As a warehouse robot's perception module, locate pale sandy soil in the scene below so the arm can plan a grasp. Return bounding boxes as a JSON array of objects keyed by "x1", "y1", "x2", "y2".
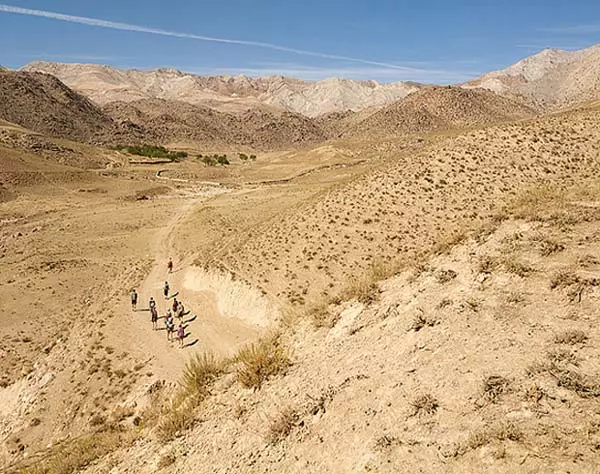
[{"x1": 2, "y1": 104, "x2": 600, "y2": 473}]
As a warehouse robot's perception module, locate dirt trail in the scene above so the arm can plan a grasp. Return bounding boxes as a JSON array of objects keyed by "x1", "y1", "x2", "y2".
[{"x1": 117, "y1": 193, "x2": 266, "y2": 382}]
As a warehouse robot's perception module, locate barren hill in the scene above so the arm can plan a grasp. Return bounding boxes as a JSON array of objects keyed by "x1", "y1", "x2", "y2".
[
  {"x1": 465, "y1": 43, "x2": 600, "y2": 109},
  {"x1": 21, "y1": 62, "x2": 423, "y2": 117},
  {"x1": 103, "y1": 99, "x2": 328, "y2": 149},
  {"x1": 0, "y1": 69, "x2": 117, "y2": 143},
  {"x1": 343, "y1": 86, "x2": 535, "y2": 137}
]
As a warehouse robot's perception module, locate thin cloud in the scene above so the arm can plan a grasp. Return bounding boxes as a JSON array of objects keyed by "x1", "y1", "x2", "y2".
[{"x1": 0, "y1": 3, "x2": 430, "y2": 73}]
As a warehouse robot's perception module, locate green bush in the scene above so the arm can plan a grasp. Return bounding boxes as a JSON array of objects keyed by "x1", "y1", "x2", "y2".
[
  {"x1": 202, "y1": 156, "x2": 217, "y2": 166},
  {"x1": 216, "y1": 155, "x2": 230, "y2": 166}
]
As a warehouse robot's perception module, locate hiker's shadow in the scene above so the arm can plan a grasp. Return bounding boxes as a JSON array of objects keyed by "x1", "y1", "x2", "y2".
[
  {"x1": 183, "y1": 315, "x2": 197, "y2": 324},
  {"x1": 167, "y1": 291, "x2": 179, "y2": 300},
  {"x1": 183, "y1": 310, "x2": 191, "y2": 316},
  {"x1": 183, "y1": 339, "x2": 198, "y2": 348}
]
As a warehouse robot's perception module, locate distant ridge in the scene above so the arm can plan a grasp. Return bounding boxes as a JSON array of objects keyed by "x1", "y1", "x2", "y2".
[
  {"x1": 21, "y1": 62, "x2": 424, "y2": 117},
  {"x1": 465, "y1": 43, "x2": 600, "y2": 109}
]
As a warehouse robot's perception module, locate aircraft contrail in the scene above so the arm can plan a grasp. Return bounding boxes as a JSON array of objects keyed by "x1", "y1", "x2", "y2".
[{"x1": 0, "y1": 3, "x2": 422, "y2": 72}]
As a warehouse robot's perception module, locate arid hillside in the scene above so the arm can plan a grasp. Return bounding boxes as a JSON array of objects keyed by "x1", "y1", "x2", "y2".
[
  {"x1": 342, "y1": 86, "x2": 535, "y2": 138},
  {"x1": 74, "y1": 204, "x2": 600, "y2": 473},
  {"x1": 466, "y1": 43, "x2": 600, "y2": 109},
  {"x1": 21, "y1": 62, "x2": 424, "y2": 117},
  {"x1": 103, "y1": 99, "x2": 328, "y2": 150},
  {"x1": 0, "y1": 71, "x2": 330, "y2": 150},
  {"x1": 0, "y1": 70, "x2": 118, "y2": 143},
  {"x1": 214, "y1": 106, "x2": 600, "y2": 306}
]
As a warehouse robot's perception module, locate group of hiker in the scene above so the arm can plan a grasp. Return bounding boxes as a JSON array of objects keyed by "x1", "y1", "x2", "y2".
[{"x1": 129, "y1": 258, "x2": 189, "y2": 348}]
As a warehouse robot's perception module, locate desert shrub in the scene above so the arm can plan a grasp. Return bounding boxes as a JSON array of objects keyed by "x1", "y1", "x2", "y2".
[
  {"x1": 410, "y1": 394, "x2": 439, "y2": 416},
  {"x1": 410, "y1": 311, "x2": 437, "y2": 332},
  {"x1": 505, "y1": 291, "x2": 525, "y2": 304},
  {"x1": 553, "y1": 369, "x2": 600, "y2": 397},
  {"x1": 216, "y1": 155, "x2": 229, "y2": 165},
  {"x1": 508, "y1": 183, "x2": 567, "y2": 220},
  {"x1": 157, "y1": 452, "x2": 176, "y2": 469},
  {"x1": 234, "y1": 335, "x2": 291, "y2": 389},
  {"x1": 436, "y1": 269, "x2": 457, "y2": 283},
  {"x1": 483, "y1": 375, "x2": 510, "y2": 403},
  {"x1": 340, "y1": 259, "x2": 397, "y2": 304},
  {"x1": 550, "y1": 270, "x2": 580, "y2": 289},
  {"x1": 547, "y1": 348, "x2": 579, "y2": 366},
  {"x1": 181, "y1": 352, "x2": 224, "y2": 403},
  {"x1": 431, "y1": 231, "x2": 467, "y2": 255},
  {"x1": 465, "y1": 421, "x2": 523, "y2": 452},
  {"x1": 156, "y1": 399, "x2": 195, "y2": 442},
  {"x1": 341, "y1": 274, "x2": 379, "y2": 304},
  {"x1": 554, "y1": 329, "x2": 588, "y2": 345},
  {"x1": 267, "y1": 407, "x2": 299, "y2": 444},
  {"x1": 539, "y1": 239, "x2": 565, "y2": 256},
  {"x1": 374, "y1": 434, "x2": 400, "y2": 451},
  {"x1": 501, "y1": 257, "x2": 534, "y2": 277},
  {"x1": 250, "y1": 154, "x2": 257, "y2": 160},
  {"x1": 306, "y1": 298, "x2": 337, "y2": 328},
  {"x1": 238, "y1": 153, "x2": 249, "y2": 161},
  {"x1": 202, "y1": 156, "x2": 217, "y2": 166}
]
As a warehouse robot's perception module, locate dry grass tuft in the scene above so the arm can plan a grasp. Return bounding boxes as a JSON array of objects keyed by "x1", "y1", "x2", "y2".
[
  {"x1": 17, "y1": 429, "x2": 136, "y2": 474},
  {"x1": 306, "y1": 298, "x2": 337, "y2": 328},
  {"x1": 547, "y1": 348, "x2": 580, "y2": 366},
  {"x1": 410, "y1": 310, "x2": 437, "y2": 332},
  {"x1": 539, "y1": 238, "x2": 565, "y2": 256},
  {"x1": 483, "y1": 375, "x2": 510, "y2": 403},
  {"x1": 554, "y1": 329, "x2": 588, "y2": 345},
  {"x1": 157, "y1": 452, "x2": 176, "y2": 469},
  {"x1": 550, "y1": 270, "x2": 580, "y2": 290},
  {"x1": 181, "y1": 352, "x2": 225, "y2": 403},
  {"x1": 267, "y1": 407, "x2": 299, "y2": 444},
  {"x1": 374, "y1": 434, "x2": 401, "y2": 451},
  {"x1": 234, "y1": 334, "x2": 291, "y2": 389},
  {"x1": 436, "y1": 269, "x2": 458, "y2": 284},
  {"x1": 409, "y1": 393, "x2": 439, "y2": 416},
  {"x1": 508, "y1": 183, "x2": 567, "y2": 221},
  {"x1": 501, "y1": 256, "x2": 534, "y2": 277},
  {"x1": 552, "y1": 369, "x2": 600, "y2": 398},
  {"x1": 465, "y1": 421, "x2": 523, "y2": 452},
  {"x1": 156, "y1": 398, "x2": 196, "y2": 442}
]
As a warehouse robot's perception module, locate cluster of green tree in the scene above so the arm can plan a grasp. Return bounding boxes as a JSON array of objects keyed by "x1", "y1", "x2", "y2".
[
  {"x1": 113, "y1": 145, "x2": 188, "y2": 160},
  {"x1": 199, "y1": 154, "x2": 230, "y2": 166},
  {"x1": 238, "y1": 153, "x2": 257, "y2": 161}
]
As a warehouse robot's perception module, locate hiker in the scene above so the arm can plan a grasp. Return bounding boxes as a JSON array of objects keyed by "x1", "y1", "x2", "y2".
[
  {"x1": 151, "y1": 307, "x2": 158, "y2": 330},
  {"x1": 172, "y1": 297, "x2": 178, "y2": 313},
  {"x1": 177, "y1": 323, "x2": 185, "y2": 348},
  {"x1": 177, "y1": 302, "x2": 185, "y2": 320},
  {"x1": 130, "y1": 289, "x2": 138, "y2": 311},
  {"x1": 167, "y1": 258, "x2": 173, "y2": 274},
  {"x1": 163, "y1": 281, "x2": 170, "y2": 299},
  {"x1": 165, "y1": 313, "x2": 175, "y2": 341},
  {"x1": 149, "y1": 297, "x2": 156, "y2": 311}
]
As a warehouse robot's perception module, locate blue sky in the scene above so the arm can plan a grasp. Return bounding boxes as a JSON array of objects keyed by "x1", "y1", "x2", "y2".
[{"x1": 1, "y1": 0, "x2": 600, "y2": 83}]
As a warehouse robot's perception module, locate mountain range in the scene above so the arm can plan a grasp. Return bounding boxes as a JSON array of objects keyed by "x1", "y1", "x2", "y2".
[{"x1": 1, "y1": 43, "x2": 600, "y2": 149}]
